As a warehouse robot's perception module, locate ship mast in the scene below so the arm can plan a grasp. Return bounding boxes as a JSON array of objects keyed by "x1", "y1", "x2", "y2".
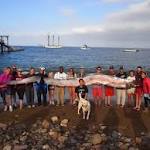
[
  {"x1": 58, "y1": 36, "x2": 60, "y2": 46},
  {"x1": 52, "y1": 35, "x2": 54, "y2": 46},
  {"x1": 48, "y1": 35, "x2": 50, "y2": 46}
]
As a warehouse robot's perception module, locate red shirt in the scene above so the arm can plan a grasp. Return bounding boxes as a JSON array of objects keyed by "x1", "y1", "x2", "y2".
[{"x1": 143, "y1": 77, "x2": 150, "y2": 94}]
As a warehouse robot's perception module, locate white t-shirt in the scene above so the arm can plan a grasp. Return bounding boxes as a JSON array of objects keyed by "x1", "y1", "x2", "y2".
[{"x1": 54, "y1": 72, "x2": 67, "y2": 80}]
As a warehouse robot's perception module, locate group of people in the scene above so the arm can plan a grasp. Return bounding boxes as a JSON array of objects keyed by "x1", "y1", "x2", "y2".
[{"x1": 0, "y1": 65, "x2": 150, "y2": 112}]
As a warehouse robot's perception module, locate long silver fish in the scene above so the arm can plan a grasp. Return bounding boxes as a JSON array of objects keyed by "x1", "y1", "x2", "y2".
[{"x1": 8, "y1": 74, "x2": 132, "y2": 88}]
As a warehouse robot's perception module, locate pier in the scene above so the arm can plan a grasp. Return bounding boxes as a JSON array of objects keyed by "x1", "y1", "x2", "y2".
[
  {"x1": 0, "y1": 35, "x2": 12, "y2": 53},
  {"x1": 0, "y1": 35, "x2": 24, "y2": 53}
]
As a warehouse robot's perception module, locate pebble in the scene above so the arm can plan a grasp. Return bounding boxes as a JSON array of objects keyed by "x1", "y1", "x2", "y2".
[
  {"x1": 60, "y1": 119, "x2": 69, "y2": 127},
  {"x1": 3, "y1": 145, "x2": 12, "y2": 150},
  {"x1": 90, "y1": 133, "x2": 102, "y2": 145}
]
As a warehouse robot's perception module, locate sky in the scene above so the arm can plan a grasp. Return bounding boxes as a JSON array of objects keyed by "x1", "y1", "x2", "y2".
[{"x1": 0, "y1": 0, "x2": 150, "y2": 48}]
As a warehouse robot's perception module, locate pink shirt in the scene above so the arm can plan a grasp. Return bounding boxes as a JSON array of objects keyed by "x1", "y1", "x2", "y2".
[
  {"x1": 0, "y1": 73, "x2": 12, "y2": 86},
  {"x1": 143, "y1": 77, "x2": 150, "y2": 94}
]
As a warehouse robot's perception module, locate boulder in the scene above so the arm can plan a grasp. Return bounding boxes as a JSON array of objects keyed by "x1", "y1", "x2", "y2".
[
  {"x1": 58, "y1": 136, "x2": 67, "y2": 144},
  {"x1": 135, "y1": 137, "x2": 142, "y2": 145},
  {"x1": 51, "y1": 116, "x2": 59, "y2": 124},
  {"x1": 90, "y1": 134, "x2": 102, "y2": 145},
  {"x1": 49, "y1": 130, "x2": 60, "y2": 140},
  {"x1": 42, "y1": 144, "x2": 50, "y2": 150},
  {"x1": 60, "y1": 119, "x2": 69, "y2": 127},
  {"x1": 3, "y1": 145, "x2": 12, "y2": 150},
  {"x1": 13, "y1": 145, "x2": 28, "y2": 150},
  {"x1": 42, "y1": 120, "x2": 49, "y2": 129},
  {"x1": 0, "y1": 123, "x2": 7, "y2": 130}
]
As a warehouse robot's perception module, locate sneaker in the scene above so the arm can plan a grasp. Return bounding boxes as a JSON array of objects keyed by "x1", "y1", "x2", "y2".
[
  {"x1": 4, "y1": 105, "x2": 7, "y2": 111},
  {"x1": 9, "y1": 105, "x2": 13, "y2": 112}
]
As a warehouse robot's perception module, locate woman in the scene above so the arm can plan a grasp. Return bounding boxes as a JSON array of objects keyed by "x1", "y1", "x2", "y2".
[
  {"x1": 48, "y1": 72, "x2": 55, "y2": 105},
  {"x1": 141, "y1": 71, "x2": 150, "y2": 112},
  {"x1": 0, "y1": 67, "x2": 12, "y2": 112},
  {"x1": 67, "y1": 68, "x2": 77, "y2": 104},
  {"x1": 127, "y1": 70, "x2": 136, "y2": 106},
  {"x1": 92, "y1": 66, "x2": 103, "y2": 106},
  {"x1": 134, "y1": 66, "x2": 143, "y2": 111},
  {"x1": 16, "y1": 69, "x2": 25, "y2": 110},
  {"x1": 104, "y1": 66, "x2": 115, "y2": 107}
]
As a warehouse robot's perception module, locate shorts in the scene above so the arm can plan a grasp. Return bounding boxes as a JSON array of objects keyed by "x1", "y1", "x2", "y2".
[
  {"x1": 105, "y1": 86, "x2": 114, "y2": 96},
  {"x1": 127, "y1": 88, "x2": 135, "y2": 95},
  {"x1": 16, "y1": 86, "x2": 25, "y2": 100},
  {"x1": 92, "y1": 86, "x2": 102, "y2": 97}
]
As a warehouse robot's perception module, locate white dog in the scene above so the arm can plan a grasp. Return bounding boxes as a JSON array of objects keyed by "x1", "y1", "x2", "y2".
[{"x1": 77, "y1": 93, "x2": 91, "y2": 120}]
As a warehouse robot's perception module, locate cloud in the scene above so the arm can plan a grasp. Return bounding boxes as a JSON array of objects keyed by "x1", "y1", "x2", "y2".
[
  {"x1": 72, "y1": 25, "x2": 104, "y2": 34},
  {"x1": 63, "y1": 0, "x2": 150, "y2": 48},
  {"x1": 60, "y1": 7, "x2": 75, "y2": 17}
]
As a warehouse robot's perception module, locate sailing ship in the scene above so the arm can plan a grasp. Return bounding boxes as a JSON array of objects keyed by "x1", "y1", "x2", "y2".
[{"x1": 44, "y1": 35, "x2": 62, "y2": 49}]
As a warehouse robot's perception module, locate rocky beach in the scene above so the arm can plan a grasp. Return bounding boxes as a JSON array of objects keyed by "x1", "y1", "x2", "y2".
[{"x1": 0, "y1": 104, "x2": 150, "y2": 150}]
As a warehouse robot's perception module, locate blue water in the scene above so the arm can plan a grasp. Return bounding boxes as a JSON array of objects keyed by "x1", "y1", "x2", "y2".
[{"x1": 0, "y1": 46, "x2": 150, "y2": 72}]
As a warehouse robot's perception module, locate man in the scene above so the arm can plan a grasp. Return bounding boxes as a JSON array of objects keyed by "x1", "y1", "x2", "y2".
[
  {"x1": 141, "y1": 71, "x2": 150, "y2": 112},
  {"x1": 25, "y1": 67, "x2": 36, "y2": 108},
  {"x1": 116, "y1": 66, "x2": 127, "y2": 108},
  {"x1": 0, "y1": 67, "x2": 12, "y2": 111},
  {"x1": 54, "y1": 66, "x2": 67, "y2": 106},
  {"x1": 75, "y1": 79, "x2": 88, "y2": 99},
  {"x1": 36, "y1": 67, "x2": 48, "y2": 106}
]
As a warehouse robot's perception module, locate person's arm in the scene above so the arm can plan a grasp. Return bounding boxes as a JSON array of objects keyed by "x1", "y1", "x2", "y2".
[{"x1": 54, "y1": 73, "x2": 58, "y2": 79}]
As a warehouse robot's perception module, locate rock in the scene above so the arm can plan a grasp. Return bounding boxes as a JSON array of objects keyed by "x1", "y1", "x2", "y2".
[
  {"x1": 70, "y1": 138, "x2": 77, "y2": 144},
  {"x1": 58, "y1": 136, "x2": 67, "y2": 144},
  {"x1": 0, "y1": 123, "x2": 7, "y2": 130},
  {"x1": 13, "y1": 145, "x2": 28, "y2": 150},
  {"x1": 129, "y1": 147, "x2": 137, "y2": 150},
  {"x1": 3, "y1": 145, "x2": 12, "y2": 150},
  {"x1": 100, "y1": 125, "x2": 107, "y2": 130},
  {"x1": 135, "y1": 137, "x2": 142, "y2": 145},
  {"x1": 120, "y1": 143, "x2": 129, "y2": 150},
  {"x1": 60, "y1": 119, "x2": 69, "y2": 127},
  {"x1": 124, "y1": 137, "x2": 131, "y2": 143},
  {"x1": 51, "y1": 116, "x2": 59, "y2": 123},
  {"x1": 42, "y1": 120, "x2": 50, "y2": 129},
  {"x1": 82, "y1": 143, "x2": 92, "y2": 148},
  {"x1": 42, "y1": 144, "x2": 50, "y2": 150},
  {"x1": 19, "y1": 135, "x2": 27, "y2": 142},
  {"x1": 49, "y1": 130, "x2": 59, "y2": 140},
  {"x1": 112, "y1": 131, "x2": 120, "y2": 139},
  {"x1": 90, "y1": 134, "x2": 102, "y2": 145}
]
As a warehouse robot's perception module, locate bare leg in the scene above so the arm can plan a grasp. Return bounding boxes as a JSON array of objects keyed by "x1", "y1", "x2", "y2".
[{"x1": 19, "y1": 100, "x2": 23, "y2": 110}]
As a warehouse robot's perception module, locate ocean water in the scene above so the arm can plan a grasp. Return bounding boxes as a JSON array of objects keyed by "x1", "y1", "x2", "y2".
[{"x1": 0, "y1": 46, "x2": 150, "y2": 72}]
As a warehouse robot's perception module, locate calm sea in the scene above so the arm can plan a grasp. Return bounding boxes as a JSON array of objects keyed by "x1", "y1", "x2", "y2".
[{"x1": 0, "y1": 46, "x2": 150, "y2": 72}]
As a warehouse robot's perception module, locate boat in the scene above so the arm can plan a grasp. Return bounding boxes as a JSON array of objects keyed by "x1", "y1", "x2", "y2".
[
  {"x1": 80, "y1": 44, "x2": 90, "y2": 50},
  {"x1": 123, "y1": 49, "x2": 140, "y2": 52},
  {"x1": 44, "y1": 35, "x2": 62, "y2": 49}
]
